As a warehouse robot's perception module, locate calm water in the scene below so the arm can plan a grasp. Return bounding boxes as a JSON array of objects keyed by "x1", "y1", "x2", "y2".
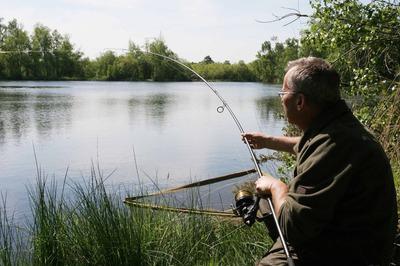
[{"x1": 0, "y1": 81, "x2": 286, "y2": 215}]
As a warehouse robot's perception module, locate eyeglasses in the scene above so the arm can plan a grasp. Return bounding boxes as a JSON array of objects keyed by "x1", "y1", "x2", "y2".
[{"x1": 278, "y1": 91, "x2": 297, "y2": 98}]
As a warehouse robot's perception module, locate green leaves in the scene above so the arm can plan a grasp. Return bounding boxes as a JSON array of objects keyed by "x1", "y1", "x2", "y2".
[
  {"x1": 303, "y1": 0, "x2": 400, "y2": 98},
  {"x1": 0, "y1": 19, "x2": 85, "y2": 80},
  {"x1": 252, "y1": 38, "x2": 300, "y2": 83}
]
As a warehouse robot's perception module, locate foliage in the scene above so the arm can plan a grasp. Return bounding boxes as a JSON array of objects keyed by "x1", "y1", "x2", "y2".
[
  {"x1": 0, "y1": 19, "x2": 86, "y2": 80},
  {"x1": 0, "y1": 168, "x2": 272, "y2": 265},
  {"x1": 251, "y1": 38, "x2": 300, "y2": 83},
  {"x1": 0, "y1": 18, "x2": 303, "y2": 83},
  {"x1": 369, "y1": 88, "x2": 400, "y2": 162},
  {"x1": 192, "y1": 60, "x2": 256, "y2": 81},
  {"x1": 144, "y1": 38, "x2": 191, "y2": 81},
  {"x1": 202, "y1": 55, "x2": 214, "y2": 64},
  {"x1": 302, "y1": 0, "x2": 400, "y2": 116},
  {"x1": 0, "y1": 19, "x2": 31, "y2": 80}
]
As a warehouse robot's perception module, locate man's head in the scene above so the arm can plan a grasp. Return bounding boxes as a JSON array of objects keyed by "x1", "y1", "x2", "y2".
[
  {"x1": 285, "y1": 57, "x2": 341, "y2": 106},
  {"x1": 280, "y1": 57, "x2": 341, "y2": 130}
]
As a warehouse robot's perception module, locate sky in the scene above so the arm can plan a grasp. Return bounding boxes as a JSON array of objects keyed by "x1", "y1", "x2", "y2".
[{"x1": 1, "y1": 0, "x2": 312, "y2": 63}]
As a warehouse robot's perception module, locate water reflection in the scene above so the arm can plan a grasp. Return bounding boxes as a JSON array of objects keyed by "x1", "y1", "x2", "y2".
[
  {"x1": 0, "y1": 91, "x2": 31, "y2": 144},
  {"x1": 143, "y1": 93, "x2": 174, "y2": 126},
  {"x1": 126, "y1": 97, "x2": 141, "y2": 121},
  {"x1": 255, "y1": 96, "x2": 285, "y2": 124},
  {"x1": 0, "y1": 90, "x2": 74, "y2": 144},
  {"x1": 127, "y1": 93, "x2": 174, "y2": 126},
  {"x1": 33, "y1": 94, "x2": 73, "y2": 137}
]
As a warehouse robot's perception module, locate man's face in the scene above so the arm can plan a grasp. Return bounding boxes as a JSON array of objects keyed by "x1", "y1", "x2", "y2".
[{"x1": 280, "y1": 72, "x2": 299, "y2": 125}]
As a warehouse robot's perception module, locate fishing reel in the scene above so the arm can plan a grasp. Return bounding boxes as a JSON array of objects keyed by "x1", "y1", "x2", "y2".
[
  {"x1": 233, "y1": 190, "x2": 260, "y2": 226},
  {"x1": 233, "y1": 189, "x2": 278, "y2": 240}
]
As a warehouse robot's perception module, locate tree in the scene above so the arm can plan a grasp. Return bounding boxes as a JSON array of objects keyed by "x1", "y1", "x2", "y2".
[
  {"x1": 0, "y1": 19, "x2": 31, "y2": 79},
  {"x1": 30, "y1": 23, "x2": 54, "y2": 79},
  {"x1": 302, "y1": 0, "x2": 400, "y2": 99},
  {"x1": 253, "y1": 41, "x2": 276, "y2": 83},
  {"x1": 145, "y1": 38, "x2": 189, "y2": 81},
  {"x1": 128, "y1": 41, "x2": 151, "y2": 80},
  {"x1": 202, "y1": 55, "x2": 214, "y2": 64},
  {"x1": 94, "y1": 51, "x2": 117, "y2": 80},
  {"x1": 252, "y1": 39, "x2": 299, "y2": 83}
]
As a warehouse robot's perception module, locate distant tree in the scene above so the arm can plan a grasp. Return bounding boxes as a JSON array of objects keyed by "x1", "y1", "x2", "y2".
[
  {"x1": 252, "y1": 41, "x2": 276, "y2": 83},
  {"x1": 30, "y1": 24, "x2": 55, "y2": 79},
  {"x1": 0, "y1": 19, "x2": 31, "y2": 79},
  {"x1": 128, "y1": 41, "x2": 151, "y2": 80},
  {"x1": 94, "y1": 51, "x2": 117, "y2": 80},
  {"x1": 202, "y1": 55, "x2": 214, "y2": 64},
  {"x1": 79, "y1": 57, "x2": 96, "y2": 79},
  {"x1": 145, "y1": 37, "x2": 189, "y2": 81},
  {"x1": 252, "y1": 38, "x2": 300, "y2": 83}
]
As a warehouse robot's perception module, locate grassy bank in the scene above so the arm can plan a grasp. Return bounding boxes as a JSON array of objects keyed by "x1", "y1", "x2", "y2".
[{"x1": 0, "y1": 169, "x2": 272, "y2": 266}]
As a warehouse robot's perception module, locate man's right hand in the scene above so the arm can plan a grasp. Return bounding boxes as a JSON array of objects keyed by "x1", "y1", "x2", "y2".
[
  {"x1": 241, "y1": 132, "x2": 300, "y2": 154},
  {"x1": 241, "y1": 132, "x2": 269, "y2": 149}
]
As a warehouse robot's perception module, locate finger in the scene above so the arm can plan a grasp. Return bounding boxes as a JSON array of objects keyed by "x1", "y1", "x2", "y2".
[
  {"x1": 255, "y1": 185, "x2": 266, "y2": 195},
  {"x1": 241, "y1": 133, "x2": 253, "y2": 139},
  {"x1": 243, "y1": 136, "x2": 253, "y2": 143}
]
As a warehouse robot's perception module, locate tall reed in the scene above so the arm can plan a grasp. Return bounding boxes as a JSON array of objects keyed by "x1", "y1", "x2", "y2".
[
  {"x1": 0, "y1": 195, "x2": 30, "y2": 266},
  {"x1": 0, "y1": 165, "x2": 272, "y2": 265}
]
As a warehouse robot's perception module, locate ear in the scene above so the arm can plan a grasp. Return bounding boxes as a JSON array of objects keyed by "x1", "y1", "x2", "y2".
[{"x1": 296, "y1": 93, "x2": 306, "y2": 111}]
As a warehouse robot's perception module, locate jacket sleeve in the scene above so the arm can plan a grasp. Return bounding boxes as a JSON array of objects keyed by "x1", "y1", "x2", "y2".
[{"x1": 277, "y1": 133, "x2": 361, "y2": 246}]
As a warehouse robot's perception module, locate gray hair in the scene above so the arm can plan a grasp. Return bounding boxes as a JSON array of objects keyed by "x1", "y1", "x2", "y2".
[{"x1": 285, "y1": 57, "x2": 341, "y2": 106}]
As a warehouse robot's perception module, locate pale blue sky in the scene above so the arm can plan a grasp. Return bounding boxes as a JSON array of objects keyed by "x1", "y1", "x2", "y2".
[{"x1": 1, "y1": 0, "x2": 312, "y2": 62}]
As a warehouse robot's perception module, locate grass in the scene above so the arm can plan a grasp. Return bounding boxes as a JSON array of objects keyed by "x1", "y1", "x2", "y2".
[
  {"x1": 392, "y1": 162, "x2": 400, "y2": 213},
  {"x1": 0, "y1": 165, "x2": 273, "y2": 266}
]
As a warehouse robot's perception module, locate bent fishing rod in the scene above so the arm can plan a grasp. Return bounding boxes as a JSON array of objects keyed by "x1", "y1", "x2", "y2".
[
  {"x1": 1, "y1": 48, "x2": 294, "y2": 265},
  {"x1": 145, "y1": 51, "x2": 295, "y2": 266}
]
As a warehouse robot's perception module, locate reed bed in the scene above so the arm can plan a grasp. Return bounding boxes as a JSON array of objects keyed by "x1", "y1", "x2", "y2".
[{"x1": 0, "y1": 166, "x2": 272, "y2": 266}]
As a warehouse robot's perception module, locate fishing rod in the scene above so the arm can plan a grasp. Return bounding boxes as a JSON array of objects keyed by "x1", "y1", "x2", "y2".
[
  {"x1": 143, "y1": 50, "x2": 295, "y2": 266},
  {"x1": 1, "y1": 48, "x2": 294, "y2": 264}
]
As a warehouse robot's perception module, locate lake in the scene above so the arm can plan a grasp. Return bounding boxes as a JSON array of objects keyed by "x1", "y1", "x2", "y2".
[{"x1": 0, "y1": 81, "x2": 286, "y2": 216}]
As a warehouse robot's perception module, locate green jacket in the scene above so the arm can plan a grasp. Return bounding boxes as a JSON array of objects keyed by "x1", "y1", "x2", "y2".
[{"x1": 277, "y1": 100, "x2": 397, "y2": 265}]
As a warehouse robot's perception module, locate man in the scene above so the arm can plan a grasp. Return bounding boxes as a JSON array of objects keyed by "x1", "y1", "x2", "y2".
[{"x1": 242, "y1": 57, "x2": 398, "y2": 265}]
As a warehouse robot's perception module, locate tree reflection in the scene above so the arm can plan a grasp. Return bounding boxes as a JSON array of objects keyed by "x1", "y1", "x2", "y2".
[
  {"x1": 255, "y1": 96, "x2": 284, "y2": 124},
  {"x1": 33, "y1": 94, "x2": 73, "y2": 137},
  {"x1": 0, "y1": 90, "x2": 74, "y2": 145},
  {"x1": 127, "y1": 97, "x2": 141, "y2": 122},
  {"x1": 143, "y1": 93, "x2": 174, "y2": 127},
  {"x1": 0, "y1": 91, "x2": 31, "y2": 144}
]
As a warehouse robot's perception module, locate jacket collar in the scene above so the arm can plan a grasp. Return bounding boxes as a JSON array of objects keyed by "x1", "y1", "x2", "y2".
[{"x1": 297, "y1": 100, "x2": 351, "y2": 151}]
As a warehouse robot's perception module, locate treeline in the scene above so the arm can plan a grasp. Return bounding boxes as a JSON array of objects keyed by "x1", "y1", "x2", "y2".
[{"x1": 0, "y1": 18, "x2": 301, "y2": 82}]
